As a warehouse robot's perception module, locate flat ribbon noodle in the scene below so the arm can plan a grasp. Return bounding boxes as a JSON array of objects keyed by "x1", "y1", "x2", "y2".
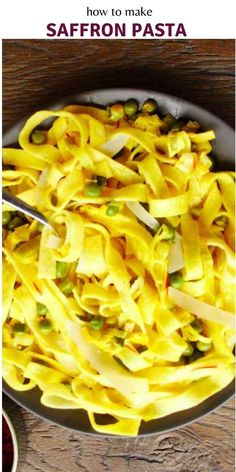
[{"x1": 2, "y1": 104, "x2": 235, "y2": 436}]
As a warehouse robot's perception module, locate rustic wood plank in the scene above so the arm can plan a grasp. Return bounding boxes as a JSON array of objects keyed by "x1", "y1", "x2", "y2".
[
  {"x1": 3, "y1": 39, "x2": 235, "y2": 131},
  {"x1": 2, "y1": 39, "x2": 235, "y2": 472}
]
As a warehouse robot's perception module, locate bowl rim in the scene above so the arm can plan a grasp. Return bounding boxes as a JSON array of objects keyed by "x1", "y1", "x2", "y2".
[
  {"x1": 3, "y1": 380, "x2": 235, "y2": 439},
  {"x1": 2, "y1": 87, "x2": 235, "y2": 437},
  {"x1": 2, "y1": 409, "x2": 19, "y2": 472}
]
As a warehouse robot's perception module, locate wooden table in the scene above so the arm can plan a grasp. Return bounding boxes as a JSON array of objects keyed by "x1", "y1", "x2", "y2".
[{"x1": 2, "y1": 39, "x2": 235, "y2": 472}]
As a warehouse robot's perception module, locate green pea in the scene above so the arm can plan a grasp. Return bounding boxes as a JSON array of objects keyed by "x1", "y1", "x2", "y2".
[
  {"x1": 106, "y1": 205, "x2": 119, "y2": 217},
  {"x1": 183, "y1": 342, "x2": 194, "y2": 357},
  {"x1": 84, "y1": 183, "x2": 102, "y2": 198},
  {"x1": 170, "y1": 119, "x2": 185, "y2": 130},
  {"x1": 191, "y1": 319, "x2": 203, "y2": 333},
  {"x1": 59, "y1": 278, "x2": 74, "y2": 296},
  {"x1": 214, "y1": 215, "x2": 228, "y2": 228},
  {"x1": 110, "y1": 104, "x2": 124, "y2": 121},
  {"x1": 142, "y1": 99, "x2": 157, "y2": 114},
  {"x1": 160, "y1": 224, "x2": 175, "y2": 241},
  {"x1": 89, "y1": 317, "x2": 104, "y2": 331},
  {"x1": 37, "y1": 303, "x2": 48, "y2": 316},
  {"x1": 124, "y1": 99, "x2": 139, "y2": 117},
  {"x1": 31, "y1": 130, "x2": 46, "y2": 144},
  {"x1": 196, "y1": 341, "x2": 212, "y2": 352},
  {"x1": 8, "y1": 216, "x2": 24, "y2": 230},
  {"x1": 13, "y1": 322, "x2": 26, "y2": 333},
  {"x1": 96, "y1": 175, "x2": 107, "y2": 186},
  {"x1": 38, "y1": 319, "x2": 53, "y2": 335},
  {"x1": 169, "y1": 272, "x2": 183, "y2": 289},
  {"x1": 37, "y1": 222, "x2": 44, "y2": 232},
  {"x1": 2, "y1": 211, "x2": 11, "y2": 226},
  {"x1": 56, "y1": 261, "x2": 68, "y2": 279}
]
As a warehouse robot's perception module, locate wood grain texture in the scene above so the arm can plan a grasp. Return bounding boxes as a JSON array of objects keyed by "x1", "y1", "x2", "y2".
[
  {"x1": 2, "y1": 39, "x2": 235, "y2": 472},
  {"x1": 3, "y1": 39, "x2": 235, "y2": 131}
]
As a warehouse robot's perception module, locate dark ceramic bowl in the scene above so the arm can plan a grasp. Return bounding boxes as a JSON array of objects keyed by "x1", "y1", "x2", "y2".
[{"x1": 3, "y1": 88, "x2": 235, "y2": 436}]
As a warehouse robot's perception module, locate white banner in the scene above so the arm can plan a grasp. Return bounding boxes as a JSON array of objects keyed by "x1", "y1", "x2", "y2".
[{"x1": 0, "y1": 0, "x2": 235, "y2": 39}]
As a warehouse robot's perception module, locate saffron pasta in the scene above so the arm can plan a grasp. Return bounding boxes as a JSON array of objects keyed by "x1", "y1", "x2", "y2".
[{"x1": 2, "y1": 101, "x2": 235, "y2": 436}]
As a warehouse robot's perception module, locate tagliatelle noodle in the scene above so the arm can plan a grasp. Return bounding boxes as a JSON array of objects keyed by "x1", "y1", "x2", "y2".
[{"x1": 2, "y1": 104, "x2": 235, "y2": 436}]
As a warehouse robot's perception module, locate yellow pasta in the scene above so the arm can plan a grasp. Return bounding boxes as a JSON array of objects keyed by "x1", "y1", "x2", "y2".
[{"x1": 2, "y1": 102, "x2": 235, "y2": 436}]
